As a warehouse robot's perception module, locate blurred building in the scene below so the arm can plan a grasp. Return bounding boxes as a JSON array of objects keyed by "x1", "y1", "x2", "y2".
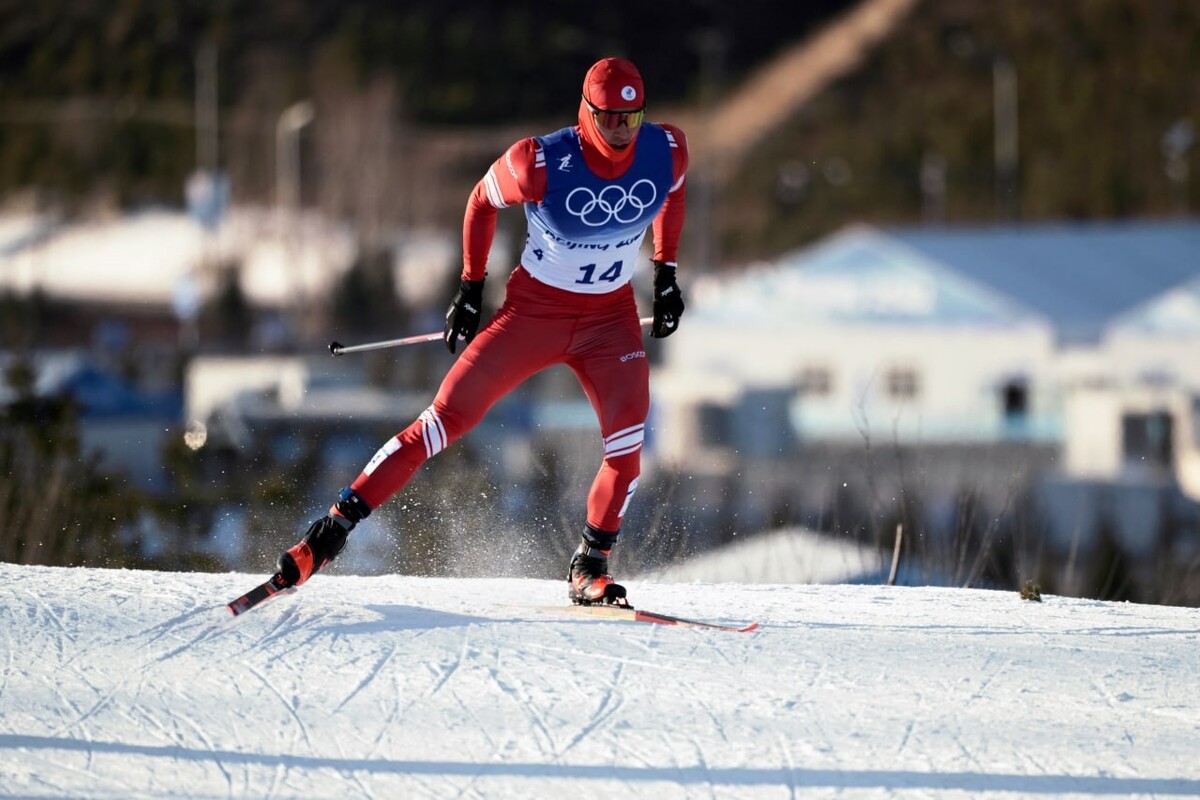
[
  {"x1": 652, "y1": 220, "x2": 1200, "y2": 553},
  {"x1": 0, "y1": 351, "x2": 182, "y2": 492},
  {"x1": 636, "y1": 525, "x2": 882, "y2": 584},
  {"x1": 0, "y1": 207, "x2": 359, "y2": 308}
]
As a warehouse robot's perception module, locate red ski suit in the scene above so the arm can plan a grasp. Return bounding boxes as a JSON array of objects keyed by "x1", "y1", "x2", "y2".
[{"x1": 347, "y1": 103, "x2": 688, "y2": 536}]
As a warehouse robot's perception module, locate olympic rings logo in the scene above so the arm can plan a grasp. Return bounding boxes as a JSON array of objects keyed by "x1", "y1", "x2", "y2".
[{"x1": 564, "y1": 179, "x2": 657, "y2": 227}]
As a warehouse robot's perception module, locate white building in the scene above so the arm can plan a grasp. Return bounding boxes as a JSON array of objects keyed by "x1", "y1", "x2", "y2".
[{"x1": 654, "y1": 220, "x2": 1200, "y2": 501}]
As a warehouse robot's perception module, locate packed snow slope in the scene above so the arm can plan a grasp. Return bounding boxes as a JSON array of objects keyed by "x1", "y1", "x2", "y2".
[{"x1": 1, "y1": 563, "x2": 1198, "y2": 799}]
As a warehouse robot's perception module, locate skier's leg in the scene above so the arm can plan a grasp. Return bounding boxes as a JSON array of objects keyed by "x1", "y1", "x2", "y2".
[
  {"x1": 571, "y1": 312, "x2": 650, "y2": 534},
  {"x1": 566, "y1": 305, "x2": 650, "y2": 603},
  {"x1": 350, "y1": 307, "x2": 565, "y2": 508},
  {"x1": 279, "y1": 305, "x2": 566, "y2": 585}
]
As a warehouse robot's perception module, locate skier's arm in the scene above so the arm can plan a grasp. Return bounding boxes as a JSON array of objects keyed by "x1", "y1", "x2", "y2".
[
  {"x1": 462, "y1": 138, "x2": 546, "y2": 281},
  {"x1": 649, "y1": 124, "x2": 688, "y2": 338},
  {"x1": 651, "y1": 123, "x2": 689, "y2": 265}
]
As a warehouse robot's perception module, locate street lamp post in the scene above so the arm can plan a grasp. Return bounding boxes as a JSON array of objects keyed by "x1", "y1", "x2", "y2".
[
  {"x1": 276, "y1": 100, "x2": 315, "y2": 212},
  {"x1": 1162, "y1": 119, "x2": 1194, "y2": 215},
  {"x1": 992, "y1": 56, "x2": 1019, "y2": 221},
  {"x1": 950, "y1": 33, "x2": 1019, "y2": 221},
  {"x1": 275, "y1": 101, "x2": 315, "y2": 337}
]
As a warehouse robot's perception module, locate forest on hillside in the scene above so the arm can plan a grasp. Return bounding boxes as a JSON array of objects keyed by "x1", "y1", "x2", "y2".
[
  {"x1": 719, "y1": 0, "x2": 1200, "y2": 261},
  {"x1": 0, "y1": 0, "x2": 1197, "y2": 264},
  {"x1": 0, "y1": 0, "x2": 848, "y2": 207}
]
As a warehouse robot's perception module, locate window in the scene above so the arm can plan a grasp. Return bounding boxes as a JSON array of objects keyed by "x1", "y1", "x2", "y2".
[
  {"x1": 885, "y1": 367, "x2": 920, "y2": 401},
  {"x1": 797, "y1": 366, "x2": 833, "y2": 398},
  {"x1": 1002, "y1": 379, "x2": 1028, "y2": 419},
  {"x1": 696, "y1": 403, "x2": 731, "y2": 448},
  {"x1": 1193, "y1": 397, "x2": 1200, "y2": 448},
  {"x1": 1122, "y1": 411, "x2": 1173, "y2": 470}
]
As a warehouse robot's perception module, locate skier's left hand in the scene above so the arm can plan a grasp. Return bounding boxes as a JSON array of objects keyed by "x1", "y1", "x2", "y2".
[{"x1": 650, "y1": 260, "x2": 685, "y2": 338}]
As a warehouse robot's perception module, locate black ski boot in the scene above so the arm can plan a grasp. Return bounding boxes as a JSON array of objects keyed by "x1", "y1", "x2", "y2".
[
  {"x1": 567, "y1": 524, "x2": 628, "y2": 606},
  {"x1": 277, "y1": 487, "x2": 371, "y2": 587}
]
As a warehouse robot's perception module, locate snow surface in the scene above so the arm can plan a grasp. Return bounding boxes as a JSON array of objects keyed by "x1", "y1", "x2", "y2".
[{"x1": 1, "y1": 563, "x2": 1199, "y2": 799}]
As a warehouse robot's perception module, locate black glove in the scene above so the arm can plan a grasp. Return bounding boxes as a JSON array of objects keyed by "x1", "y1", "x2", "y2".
[
  {"x1": 650, "y1": 261, "x2": 685, "y2": 338},
  {"x1": 443, "y1": 278, "x2": 485, "y2": 354}
]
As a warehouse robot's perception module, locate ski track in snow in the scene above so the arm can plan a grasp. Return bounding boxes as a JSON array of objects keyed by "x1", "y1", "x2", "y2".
[{"x1": 0, "y1": 564, "x2": 1199, "y2": 798}]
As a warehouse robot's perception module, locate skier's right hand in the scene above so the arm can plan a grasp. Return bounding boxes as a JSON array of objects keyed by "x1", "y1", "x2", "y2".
[{"x1": 443, "y1": 277, "x2": 485, "y2": 354}]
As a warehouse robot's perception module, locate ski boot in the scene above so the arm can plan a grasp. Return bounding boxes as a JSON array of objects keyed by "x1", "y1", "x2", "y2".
[
  {"x1": 567, "y1": 524, "x2": 628, "y2": 606},
  {"x1": 277, "y1": 487, "x2": 372, "y2": 587}
]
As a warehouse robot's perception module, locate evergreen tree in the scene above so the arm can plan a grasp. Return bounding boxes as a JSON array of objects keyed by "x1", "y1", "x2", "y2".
[{"x1": 0, "y1": 356, "x2": 142, "y2": 567}]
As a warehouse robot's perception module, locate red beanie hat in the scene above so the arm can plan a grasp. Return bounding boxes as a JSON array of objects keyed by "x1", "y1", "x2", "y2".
[{"x1": 583, "y1": 57, "x2": 644, "y2": 110}]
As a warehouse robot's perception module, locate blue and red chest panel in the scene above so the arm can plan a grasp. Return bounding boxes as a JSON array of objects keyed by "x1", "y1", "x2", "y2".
[{"x1": 521, "y1": 124, "x2": 674, "y2": 293}]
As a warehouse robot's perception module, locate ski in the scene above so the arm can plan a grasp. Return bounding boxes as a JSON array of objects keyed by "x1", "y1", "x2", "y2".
[
  {"x1": 226, "y1": 574, "x2": 293, "y2": 617},
  {"x1": 536, "y1": 604, "x2": 759, "y2": 632}
]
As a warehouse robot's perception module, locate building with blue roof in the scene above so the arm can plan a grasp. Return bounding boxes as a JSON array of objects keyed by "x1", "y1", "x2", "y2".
[
  {"x1": 651, "y1": 221, "x2": 1200, "y2": 550},
  {"x1": 888, "y1": 220, "x2": 1200, "y2": 345}
]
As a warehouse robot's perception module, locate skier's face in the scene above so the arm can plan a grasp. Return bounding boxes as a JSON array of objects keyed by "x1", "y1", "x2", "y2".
[
  {"x1": 584, "y1": 98, "x2": 643, "y2": 150},
  {"x1": 596, "y1": 113, "x2": 640, "y2": 149}
]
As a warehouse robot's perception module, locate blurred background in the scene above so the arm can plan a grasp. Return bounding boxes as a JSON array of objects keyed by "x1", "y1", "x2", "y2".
[{"x1": 2, "y1": 0, "x2": 1199, "y2": 605}]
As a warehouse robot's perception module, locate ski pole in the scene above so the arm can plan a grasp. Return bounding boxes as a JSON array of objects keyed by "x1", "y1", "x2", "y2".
[
  {"x1": 329, "y1": 330, "x2": 442, "y2": 356},
  {"x1": 330, "y1": 316, "x2": 656, "y2": 356}
]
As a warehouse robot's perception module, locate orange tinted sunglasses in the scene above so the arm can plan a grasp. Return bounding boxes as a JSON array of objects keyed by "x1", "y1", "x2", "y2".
[{"x1": 583, "y1": 97, "x2": 645, "y2": 130}]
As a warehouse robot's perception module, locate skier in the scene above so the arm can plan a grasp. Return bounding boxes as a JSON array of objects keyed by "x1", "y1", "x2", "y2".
[{"x1": 275, "y1": 56, "x2": 688, "y2": 606}]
